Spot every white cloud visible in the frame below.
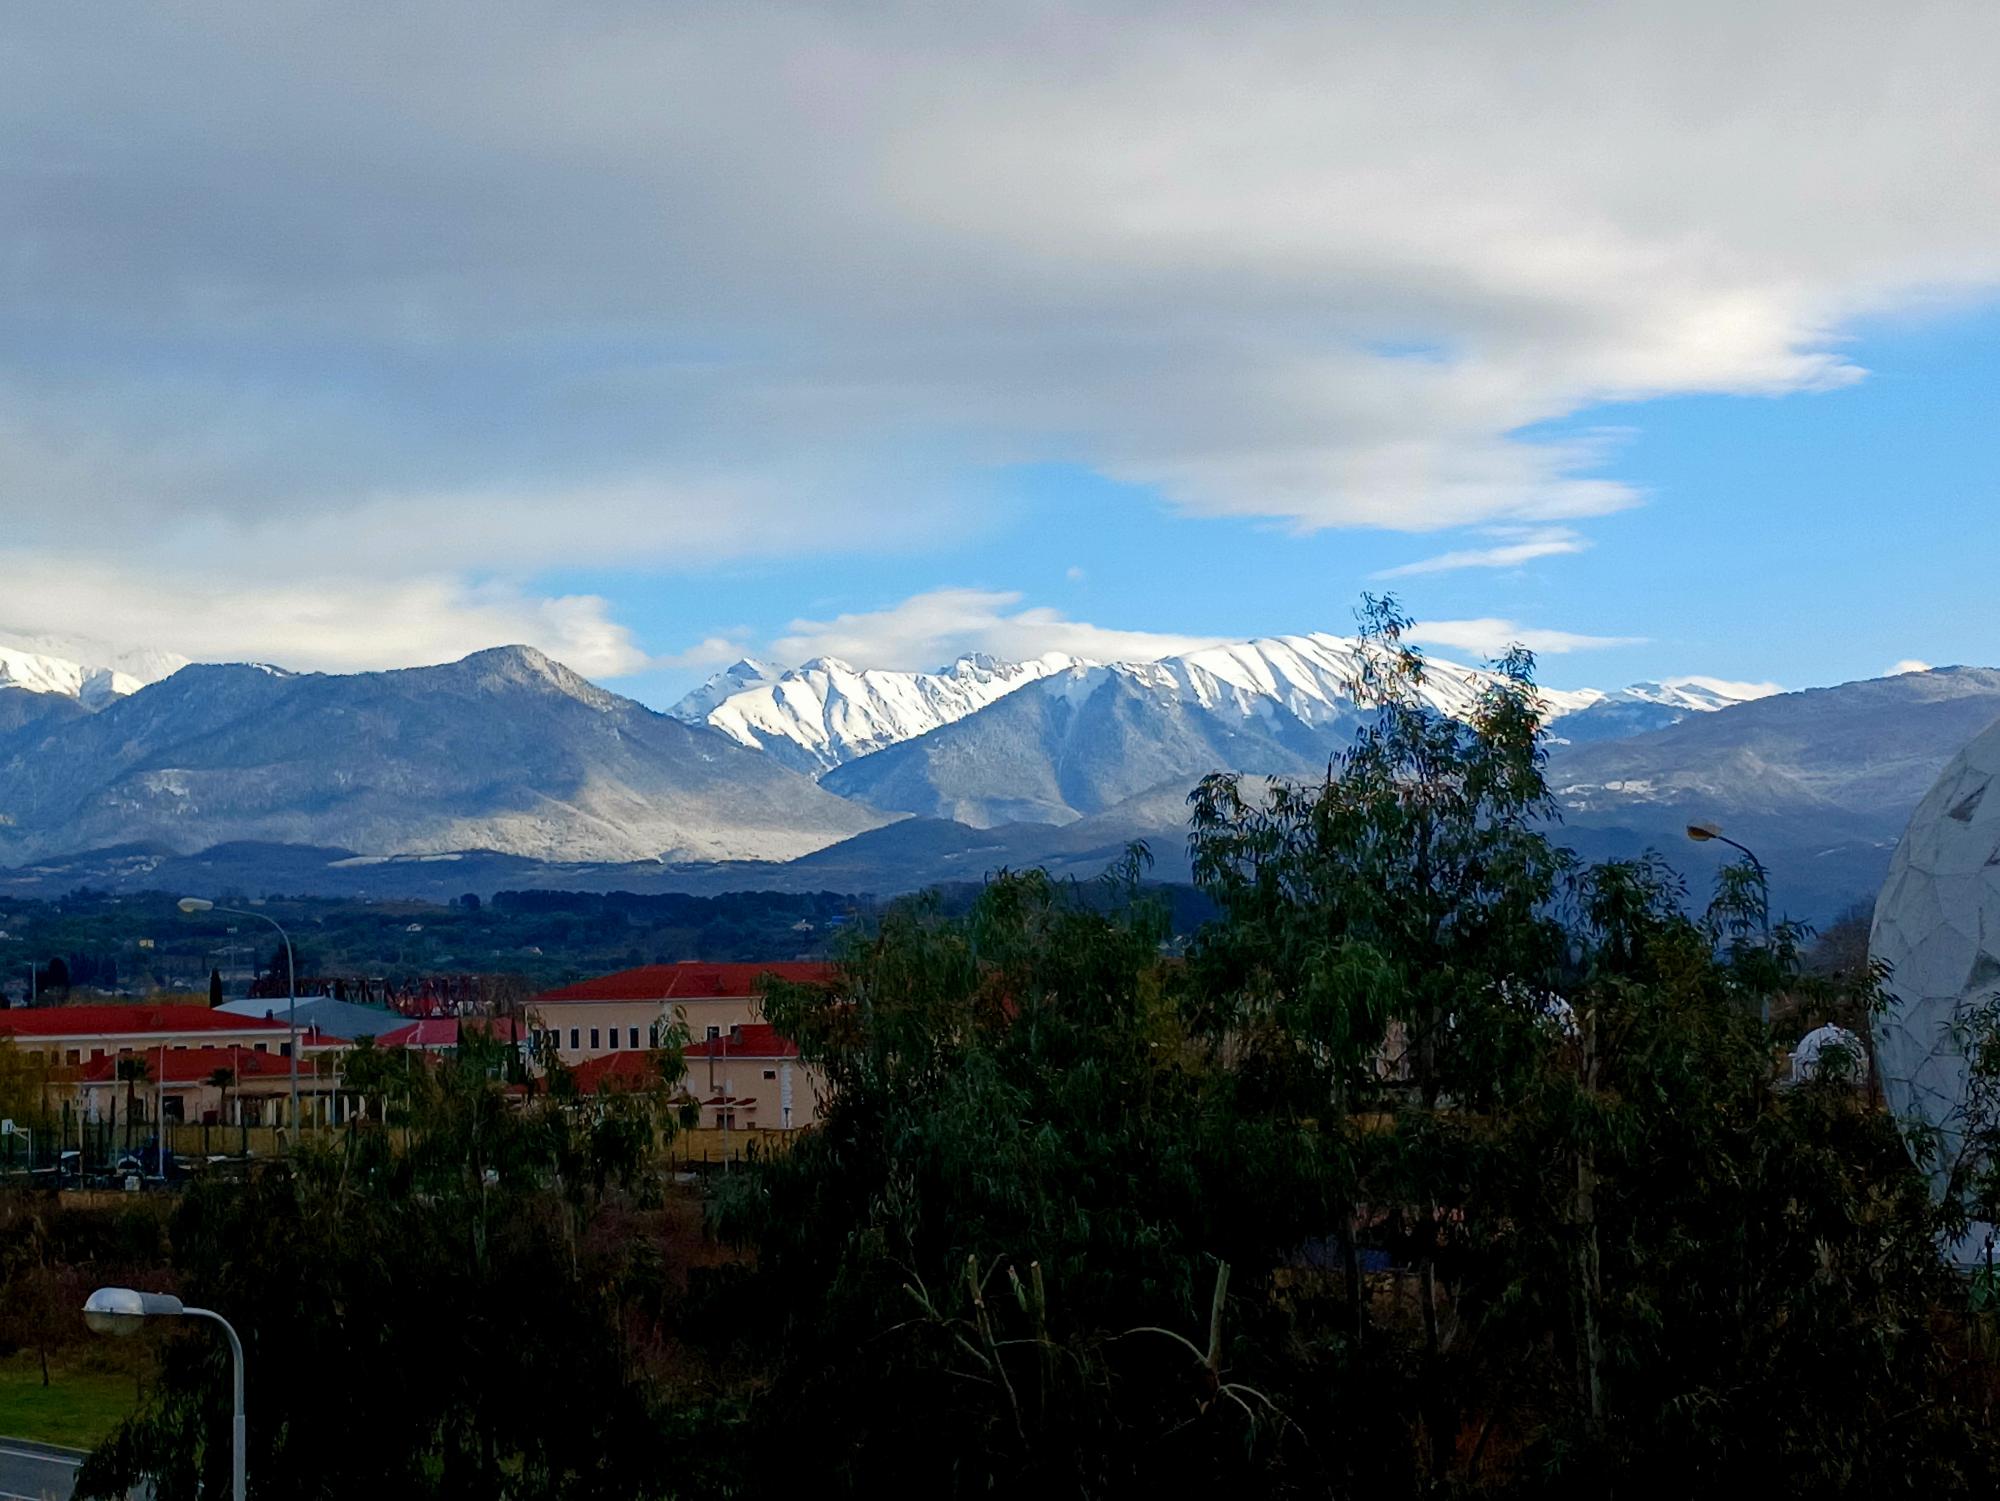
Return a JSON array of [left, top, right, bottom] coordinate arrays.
[[1374, 527, 1590, 578], [1890, 659, 1935, 676], [1066, 566, 1087, 583], [768, 588, 1222, 670], [2, 4, 1999, 666], [1409, 617, 1645, 658], [655, 635, 756, 672], [0, 550, 647, 677]]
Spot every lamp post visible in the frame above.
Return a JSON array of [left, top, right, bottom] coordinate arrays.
[[180, 899, 300, 1137], [1687, 821, 1774, 1023], [84, 1286, 245, 1501], [1684, 822, 1770, 936]]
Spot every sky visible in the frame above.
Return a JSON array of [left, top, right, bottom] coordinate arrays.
[[2, 2, 1997, 708]]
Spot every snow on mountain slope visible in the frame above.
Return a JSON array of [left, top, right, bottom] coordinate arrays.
[[677, 629, 1768, 777], [673, 651, 1083, 775], [0, 645, 144, 705], [0, 645, 887, 866], [670, 657, 784, 721], [0, 634, 190, 707]]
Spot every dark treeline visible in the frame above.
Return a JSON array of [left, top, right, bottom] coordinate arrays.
[[35, 600, 2000, 1498]]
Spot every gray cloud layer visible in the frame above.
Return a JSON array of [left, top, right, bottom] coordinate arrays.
[[2, 2, 1996, 670]]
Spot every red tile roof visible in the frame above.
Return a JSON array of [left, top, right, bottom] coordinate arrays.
[[0, 1004, 285, 1039], [533, 962, 835, 1005], [377, 1016, 527, 1049], [76, 1045, 298, 1084], [569, 1049, 678, 1093], [683, 1023, 798, 1060]]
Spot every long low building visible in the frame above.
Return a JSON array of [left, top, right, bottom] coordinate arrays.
[[0, 1003, 293, 1065], [74, 1044, 317, 1127], [528, 961, 835, 1065], [0, 1004, 356, 1127]]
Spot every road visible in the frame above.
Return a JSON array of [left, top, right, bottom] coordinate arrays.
[[0, 1441, 80, 1501]]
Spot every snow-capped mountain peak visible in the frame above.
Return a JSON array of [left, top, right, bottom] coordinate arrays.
[[0, 631, 189, 697], [672, 650, 1086, 775], [0, 646, 151, 705], [1607, 677, 1778, 713], [675, 629, 1776, 778]]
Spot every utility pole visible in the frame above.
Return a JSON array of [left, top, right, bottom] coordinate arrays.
[[180, 900, 298, 1138]]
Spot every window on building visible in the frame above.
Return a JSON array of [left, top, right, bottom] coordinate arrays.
[[254, 1043, 268, 1053], [280, 1043, 291, 1057], [589, 1028, 600, 1050], [706, 1025, 721, 1041], [728, 1024, 743, 1045], [628, 1026, 639, 1049], [65, 1049, 80, 1066], [569, 1028, 579, 1051]]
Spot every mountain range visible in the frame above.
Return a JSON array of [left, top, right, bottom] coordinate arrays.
[[0, 628, 1990, 923], [670, 633, 1768, 791], [0, 646, 884, 867]]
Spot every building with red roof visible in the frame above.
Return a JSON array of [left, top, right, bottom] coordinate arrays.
[[529, 961, 835, 1069], [684, 1022, 814, 1130], [568, 1049, 677, 1095], [0, 1004, 289, 1071], [561, 1022, 819, 1129], [376, 1016, 529, 1052], [62, 1034, 356, 1129]]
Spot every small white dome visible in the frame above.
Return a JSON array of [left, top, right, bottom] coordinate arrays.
[[1790, 1023, 1863, 1083]]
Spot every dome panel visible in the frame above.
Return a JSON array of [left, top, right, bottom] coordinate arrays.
[[1873, 712, 2000, 1266]]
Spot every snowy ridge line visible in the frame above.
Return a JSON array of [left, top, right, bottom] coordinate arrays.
[[673, 630, 1775, 775]]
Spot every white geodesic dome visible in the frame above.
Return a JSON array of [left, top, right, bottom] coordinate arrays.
[[1871, 717, 2000, 1266], [1790, 1023, 1864, 1085]]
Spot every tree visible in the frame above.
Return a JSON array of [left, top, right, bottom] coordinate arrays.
[[207, 1067, 235, 1127], [207, 967, 224, 1008], [710, 596, 1999, 1497], [114, 1055, 149, 1152], [79, 1031, 697, 1501], [35, 956, 68, 998], [0, 1212, 65, 1387]]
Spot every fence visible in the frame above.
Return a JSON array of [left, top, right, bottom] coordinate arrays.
[[0, 1113, 802, 1187], [0, 1107, 296, 1185]]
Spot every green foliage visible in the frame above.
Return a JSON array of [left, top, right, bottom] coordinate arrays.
[[713, 597, 1999, 1497], [75, 1041, 695, 1501], [54, 597, 2000, 1496]]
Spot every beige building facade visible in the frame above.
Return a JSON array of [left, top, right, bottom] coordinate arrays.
[[527, 962, 833, 1067]]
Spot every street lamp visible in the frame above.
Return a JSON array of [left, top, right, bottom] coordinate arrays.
[[84, 1286, 245, 1501], [1688, 821, 1775, 1020], [1684, 821, 1772, 932], [179, 898, 300, 1136]]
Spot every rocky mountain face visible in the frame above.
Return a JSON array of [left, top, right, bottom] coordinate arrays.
[[681, 630, 1768, 799], [820, 661, 1339, 825], [1549, 668, 2000, 835], [0, 646, 886, 865], [814, 636, 1768, 827], [818, 667, 2000, 919], [671, 651, 1083, 775]]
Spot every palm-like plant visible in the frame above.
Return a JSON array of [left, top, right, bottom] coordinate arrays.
[[208, 1066, 236, 1127], [114, 1054, 150, 1150]]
